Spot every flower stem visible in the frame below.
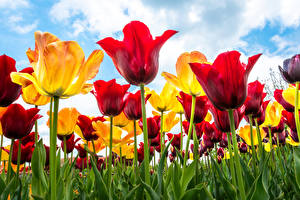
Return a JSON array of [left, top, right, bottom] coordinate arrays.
[[50, 96, 59, 200], [226, 132, 236, 186], [294, 82, 300, 144], [16, 140, 21, 177], [108, 116, 113, 190], [140, 84, 150, 186], [0, 134, 3, 166], [92, 139, 96, 156], [248, 115, 257, 175], [268, 126, 273, 152], [133, 120, 138, 178], [254, 118, 264, 159], [160, 111, 164, 158], [63, 136, 67, 162], [35, 105, 39, 145], [179, 113, 183, 152], [228, 109, 246, 200], [7, 139, 14, 183]]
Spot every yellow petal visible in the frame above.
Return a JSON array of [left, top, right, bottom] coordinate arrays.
[[0, 147, 9, 161], [57, 108, 80, 136], [286, 135, 300, 146], [122, 120, 142, 136], [0, 107, 8, 135], [149, 90, 162, 111], [107, 112, 130, 128], [282, 85, 300, 109], [204, 112, 212, 122], [93, 121, 123, 147], [162, 72, 189, 94], [22, 83, 50, 106], [163, 111, 179, 132], [262, 101, 284, 127], [238, 125, 266, 146]]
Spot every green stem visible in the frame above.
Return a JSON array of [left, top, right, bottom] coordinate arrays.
[[50, 96, 59, 200], [133, 120, 138, 178], [63, 136, 67, 162], [179, 113, 183, 152], [248, 115, 257, 176], [16, 140, 21, 177], [0, 134, 3, 166], [35, 105, 38, 145], [105, 146, 108, 169], [120, 146, 123, 168], [254, 118, 264, 160], [7, 139, 14, 183], [228, 109, 246, 200], [226, 132, 236, 186], [108, 116, 113, 190], [294, 82, 300, 144], [193, 124, 198, 184], [268, 126, 273, 152], [160, 111, 164, 158], [183, 95, 196, 167], [92, 139, 96, 161], [140, 84, 150, 186]]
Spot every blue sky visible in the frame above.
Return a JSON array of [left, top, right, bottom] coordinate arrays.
[[1, 0, 300, 146]]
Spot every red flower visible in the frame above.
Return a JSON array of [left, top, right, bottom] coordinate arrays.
[[217, 148, 224, 158], [92, 79, 130, 116], [209, 104, 245, 132], [123, 91, 151, 120], [177, 91, 209, 123], [167, 133, 182, 149], [274, 89, 294, 112], [279, 54, 300, 83], [201, 121, 222, 143], [190, 51, 261, 110], [244, 80, 266, 116], [138, 115, 160, 139], [75, 144, 87, 158], [137, 142, 154, 163], [21, 132, 37, 145], [244, 100, 270, 125], [203, 134, 214, 149], [0, 55, 22, 107], [77, 115, 104, 141], [150, 132, 160, 147], [2, 140, 35, 164], [1, 104, 41, 139], [219, 132, 229, 148], [282, 110, 298, 132], [44, 145, 50, 166], [97, 21, 177, 85], [182, 121, 202, 139], [75, 157, 88, 171], [239, 142, 248, 153], [61, 134, 80, 153]]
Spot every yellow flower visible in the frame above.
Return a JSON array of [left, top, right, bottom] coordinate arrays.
[[282, 84, 300, 109], [113, 145, 134, 159], [21, 83, 50, 106], [171, 98, 184, 114], [47, 108, 80, 136], [152, 111, 179, 132], [262, 101, 284, 127], [0, 146, 9, 161], [148, 82, 179, 112], [122, 120, 143, 137], [238, 125, 266, 146], [162, 51, 207, 96], [286, 135, 300, 146], [11, 31, 104, 98], [83, 139, 106, 153], [204, 112, 212, 122], [0, 107, 7, 135], [106, 112, 130, 128]]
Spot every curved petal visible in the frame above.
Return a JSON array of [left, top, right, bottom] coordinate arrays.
[[148, 90, 162, 111], [162, 72, 189, 94]]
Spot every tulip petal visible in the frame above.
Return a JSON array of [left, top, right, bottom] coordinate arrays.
[[245, 53, 262, 76], [162, 72, 189, 94]]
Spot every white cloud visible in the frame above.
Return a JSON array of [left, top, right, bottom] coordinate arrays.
[[0, 0, 29, 9], [8, 15, 38, 34]]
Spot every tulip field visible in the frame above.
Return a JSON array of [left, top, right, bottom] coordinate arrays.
[[1, 20, 300, 200]]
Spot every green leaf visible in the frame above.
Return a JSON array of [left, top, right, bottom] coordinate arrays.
[[174, 147, 184, 166], [181, 161, 196, 193], [293, 147, 300, 190], [181, 185, 213, 200], [171, 162, 182, 199], [91, 157, 110, 200], [141, 180, 160, 200], [0, 176, 5, 194], [124, 184, 141, 200], [0, 176, 20, 200]]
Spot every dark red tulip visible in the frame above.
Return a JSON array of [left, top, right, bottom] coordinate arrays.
[[44, 145, 50, 166], [289, 130, 299, 142], [274, 89, 294, 112], [201, 121, 222, 143], [244, 100, 270, 125], [282, 110, 298, 132], [124, 91, 151, 120], [155, 144, 161, 153], [275, 130, 286, 145], [177, 91, 209, 123], [244, 80, 266, 116], [92, 79, 130, 116], [97, 21, 178, 85], [1, 104, 41, 139], [2, 140, 34, 164], [75, 157, 88, 171], [279, 54, 300, 83], [0, 55, 22, 107], [219, 132, 228, 148], [239, 142, 248, 153], [217, 156, 222, 164], [138, 115, 160, 139], [77, 115, 104, 141], [190, 51, 261, 110], [182, 121, 202, 139], [203, 134, 214, 149], [209, 104, 245, 132], [217, 148, 224, 158], [137, 142, 154, 163], [21, 132, 37, 145], [167, 132, 182, 149], [61, 134, 80, 154], [57, 134, 73, 141], [75, 144, 87, 158], [150, 133, 160, 147]]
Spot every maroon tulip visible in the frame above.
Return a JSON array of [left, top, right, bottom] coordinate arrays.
[[244, 80, 266, 116], [77, 115, 104, 141], [177, 91, 209, 123], [124, 91, 151, 120], [279, 54, 300, 84], [150, 133, 160, 147], [1, 104, 41, 139], [137, 142, 154, 163], [182, 121, 202, 139], [21, 132, 37, 145], [57, 134, 73, 141], [203, 134, 214, 149], [92, 79, 130, 116], [190, 51, 261, 110], [274, 89, 294, 112], [282, 110, 298, 132], [201, 121, 222, 143], [0, 55, 22, 107], [61, 134, 80, 154], [209, 104, 245, 132], [75, 144, 87, 158], [97, 21, 177, 85], [75, 157, 88, 171], [219, 132, 229, 148], [167, 132, 182, 149], [239, 142, 248, 153], [289, 130, 299, 142], [244, 100, 270, 125], [217, 148, 225, 158], [138, 115, 160, 139], [2, 140, 35, 164]]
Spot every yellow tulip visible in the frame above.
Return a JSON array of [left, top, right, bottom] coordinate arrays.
[[0, 146, 9, 161], [106, 112, 130, 128], [122, 120, 143, 137], [0, 107, 7, 135], [238, 125, 266, 146], [286, 135, 300, 146], [282, 84, 300, 109], [171, 98, 184, 114], [83, 139, 106, 153], [113, 145, 134, 159], [162, 51, 207, 96], [22, 83, 50, 106], [47, 107, 80, 136], [148, 82, 179, 112], [152, 111, 179, 132], [262, 101, 284, 127], [204, 112, 212, 123], [11, 31, 104, 98]]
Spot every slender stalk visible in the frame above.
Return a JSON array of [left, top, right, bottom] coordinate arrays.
[[193, 124, 198, 184], [16, 140, 21, 177], [63, 136, 67, 162], [183, 95, 196, 167], [179, 113, 183, 151], [105, 146, 108, 169], [35, 105, 39, 145], [120, 146, 123, 168], [0, 134, 3, 166], [140, 84, 150, 186], [294, 82, 300, 143], [7, 139, 14, 183], [82, 158, 84, 172], [71, 151, 73, 162], [226, 132, 236, 186], [160, 111, 164, 158], [50, 96, 59, 200], [268, 126, 273, 152], [248, 115, 257, 175], [108, 116, 113, 190], [254, 118, 264, 159], [228, 109, 246, 200], [133, 120, 138, 177], [92, 139, 96, 158]]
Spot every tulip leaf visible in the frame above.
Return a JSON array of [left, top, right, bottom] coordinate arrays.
[[124, 184, 141, 200], [174, 147, 184, 165], [0, 177, 5, 194], [91, 157, 110, 200], [180, 185, 213, 200], [181, 161, 196, 193], [293, 147, 300, 190], [171, 162, 182, 199], [141, 180, 160, 200], [0, 176, 20, 200]]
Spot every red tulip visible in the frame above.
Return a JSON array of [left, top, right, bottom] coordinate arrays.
[[137, 142, 154, 163], [75, 157, 88, 171], [274, 89, 294, 112], [138, 115, 160, 139], [2, 140, 35, 164], [21, 132, 37, 145], [201, 121, 222, 143], [289, 130, 299, 142], [244, 80, 266, 116], [239, 142, 248, 153], [167, 133, 182, 149], [282, 110, 299, 132], [203, 134, 214, 149], [1, 104, 41, 139], [182, 121, 202, 139], [57, 134, 73, 141], [278, 54, 300, 83], [150, 132, 160, 147], [244, 100, 270, 125], [190, 51, 261, 110], [217, 148, 224, 158], [92, 79, 130, 116], [97, 21, 177, 85], [123, 91, 151, 120], [177, 91, 209, 123], [209, 104, 245, 132], [219, 132, 229, 148], [0, 55, 22, 107], [75, 144, 87, 158], [77, 115, 105, 141], [61, 134, 80, 153]]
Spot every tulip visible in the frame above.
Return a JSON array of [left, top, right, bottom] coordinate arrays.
[[138, 116, 160, 139], [167, 133, 182, 149], [279, 54, 300, 84], [162, 51, 207, 96], [137, 142, 154, 163], [21, 132, 37, 145], [219, 132, 228, 148], [282, 110, 299, 132], [275, 130, 286, 145], [203, 134, 214, 149], [182, 121, 203, 140], [289, 129, 299, 143], [44, 145, 50, 166], [239, 142, 248, 153], [1, 140, 34, 165], [244, 80, 266, 116], [262, 118, 285, 135], [76, 115, 105, 141], [0, 55, 21, 107], [75, 144, 87, 158], [201, 122, 222, 143], [150, 133, 161, 147], [61, 134, 80, 154], [217, 148, 225, 158], [238, 125, 266, 146], [274, 89, 294, 112], [262, 101, 284, 128], [75, 157, 88, 171], [123, 91, 151, 120], [152, 111, 179, 133], [244, 100, 270, 126]]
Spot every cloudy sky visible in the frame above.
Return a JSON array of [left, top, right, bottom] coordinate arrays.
[[1, 0, 300, 148]]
